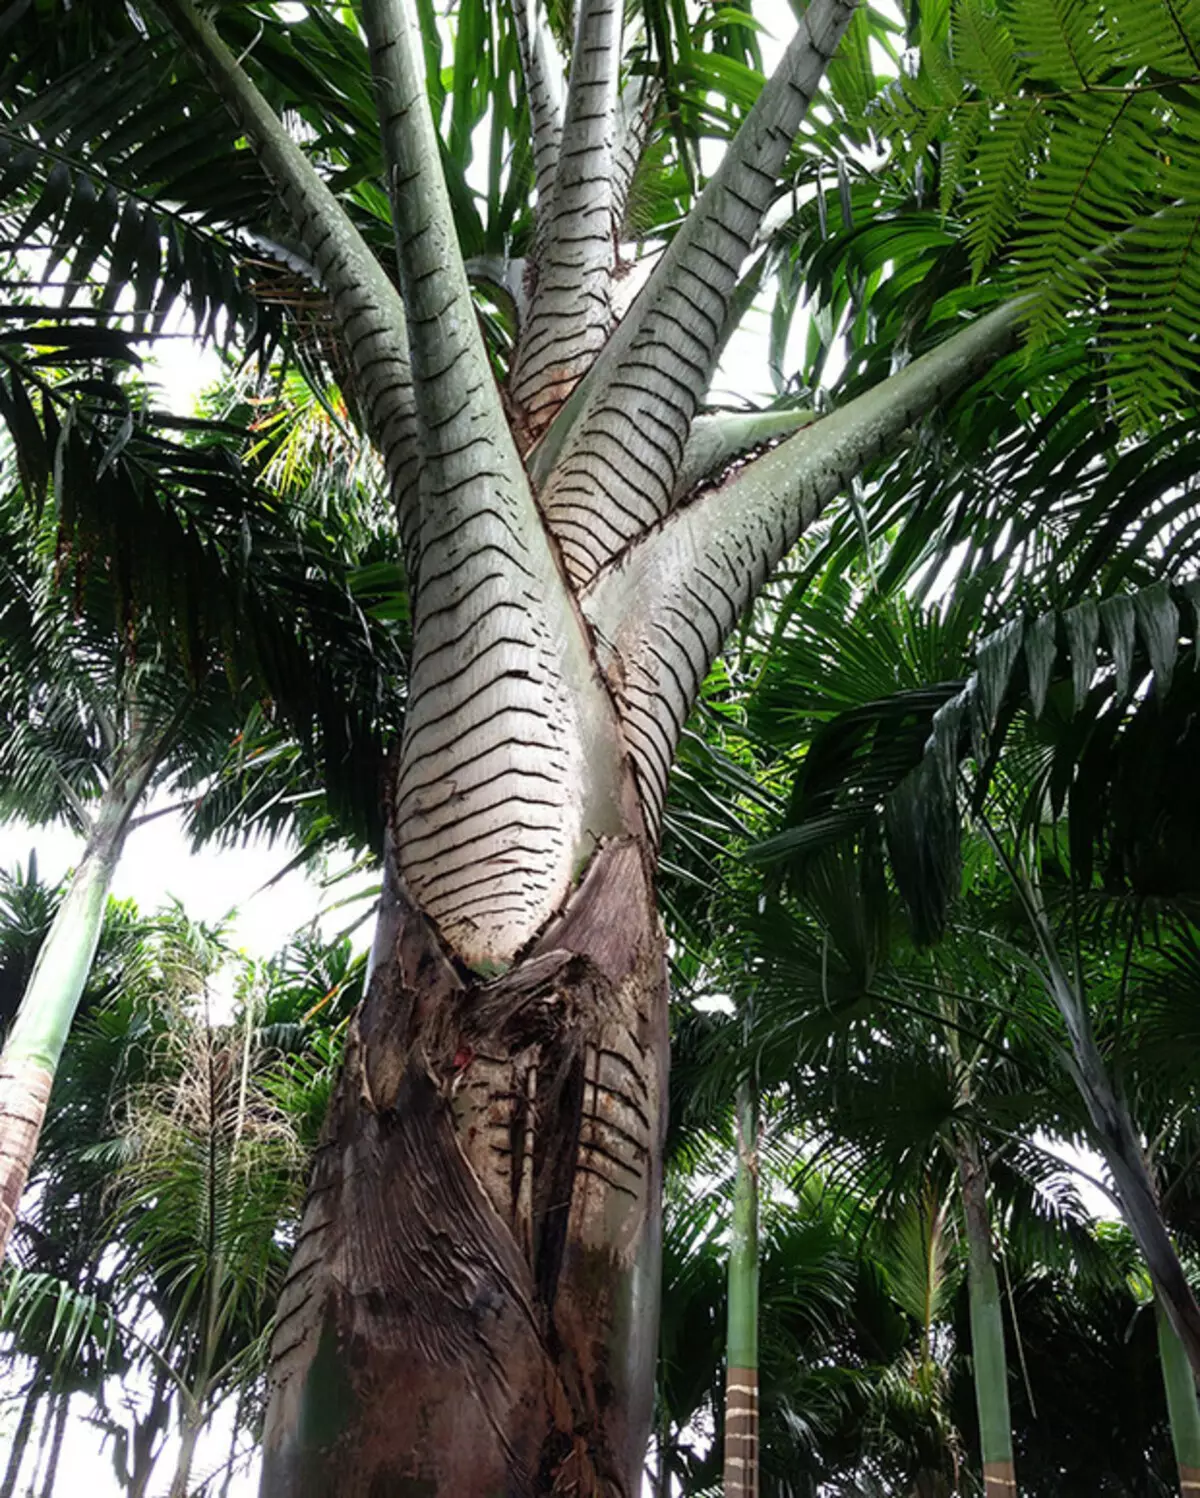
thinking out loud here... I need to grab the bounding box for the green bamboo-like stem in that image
[723,1076,759,1498]
[0,765,150,1259]
[956,1133,1016,1498]
[1157,1298,1200,1494]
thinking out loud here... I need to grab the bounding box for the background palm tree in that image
[0,357,406,1260]
[0,874,363,1498]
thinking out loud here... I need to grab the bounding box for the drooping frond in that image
[0,10,284,354]
[0,356,407,850]
[759,578,1200,944]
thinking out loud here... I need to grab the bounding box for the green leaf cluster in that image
[890,0,1200,424]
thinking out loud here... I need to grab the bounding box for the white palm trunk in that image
[155,0,1023,1490]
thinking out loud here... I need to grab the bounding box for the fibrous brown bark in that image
[262,835,667,1497]
[0,1061,54,1255]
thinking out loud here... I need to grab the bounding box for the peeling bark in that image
[262,836,667,1497]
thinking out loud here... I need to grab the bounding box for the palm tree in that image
[0,368,404,1261]
[102,909,312,1498]
[6,0,1200,1485]
[0,871,169,1498]
[0,886,365,1498]
[750,571,1200,1385]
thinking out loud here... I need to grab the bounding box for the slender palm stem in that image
[36,1391,68,1498]
[0,751,158,1258]
[1157,1298,1200,1495]
[723,1076,759,1498]
[956,1132,1016,1498]
[0,1380,39,1498]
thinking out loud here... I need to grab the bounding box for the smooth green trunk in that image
[0,772,144,1257]
[1157,1298,1200,1491]
[4,809,124,1074]
[956,1135,1015,1496]
[723,1077,759,1498]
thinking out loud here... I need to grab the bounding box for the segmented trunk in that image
[154,8,1027,1492]
[1157,1299,1200,1496]
[723,1078,759,1498]
[955,1134,1015,1498]
[261,835,667,1497]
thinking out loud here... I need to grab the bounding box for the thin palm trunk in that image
[125,1371,172,1498]
[169,1409,202,1498]
[1157,1299,1200,1495]
[0,1381,39,1498]
[36,1391,68,1498]
[955,1133,1015,1498]
[999,852,1200,1381]
[723,1077,759,1498]
[0,771,145,1258]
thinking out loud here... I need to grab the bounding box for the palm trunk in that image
[0,1381,39,1498]
[723,1077,759,1498]
[1014,878,1200,1382]
[1067,1030,1200,1379]
[126,1371,172,1498]
[261,835,668,1497]
[37,1392,68,1498]
[169,1408,202,1498]
[0,774,142,1259]
[955,1134,1015,1498]
[1157,1299,1200,1495]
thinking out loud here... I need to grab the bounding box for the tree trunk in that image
[723,1077,759,1498]
[261,834,668,1497]
[955,1134,1015,1498]
[37,1392,68,1498]
[1027,923,1200,1382]
[126,1372,172,1498]
[0,1381,39,1498]
[0,774,142,1258]
[1157,1299,1200,1495]
[1073,1049,1200,1381]
[168,1408,202,1498]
